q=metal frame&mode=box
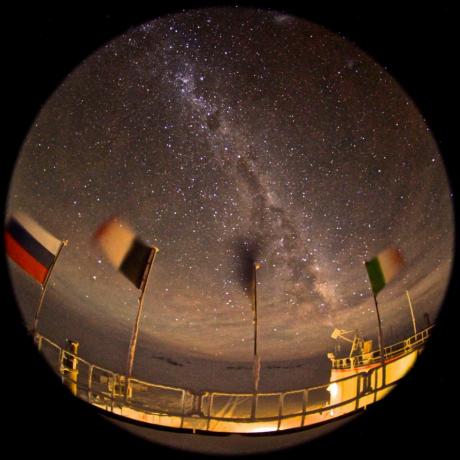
[330,325,433,369]
[34,328,429,435]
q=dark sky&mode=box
[6,7,453,363]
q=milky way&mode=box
[6,8,453,362]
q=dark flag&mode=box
[95,218,154,289]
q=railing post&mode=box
[58,348,64,374]
[374,369,379,403]
[380,364,385,391]
[179,390,186,429]
[251,394,258,420]
[61,341,79,397]
[277,394,283,431]
[111,373,116,412]
[355,374,361,410]
[126,376,132,400]
[88,365,93,403]
[36,334,43,351]
[206,393,214,431]
[301,389,309,427]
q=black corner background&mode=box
[2,2,457,458]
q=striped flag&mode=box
[365,248,405,296]
[5,213,63,285]
[95,218,155,289]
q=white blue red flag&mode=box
[5,213,62,285]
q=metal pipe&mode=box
[32,240,67,336]
[251,262,261,419]
[126,247,159,380]
[406,290,417,335]
[373,294,386,386]
[355,374,360,410]
[277,395,283,431]
[301,390,308,427]
[180,391,186,429]
[88,365,94,403]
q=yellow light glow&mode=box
[249,425,277,433]
[327,382,339,398]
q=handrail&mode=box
[34,329,428,434]
[330,325,433,369]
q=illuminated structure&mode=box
[34,325,432,435]
[327,326,433,417]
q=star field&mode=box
[7,8,453,362]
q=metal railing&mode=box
[34,331,426,434]
[330,326,433,370]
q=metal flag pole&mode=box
[32,239,68,338]
[405,289,417,335]
[372,293,386,385]
[126,246,159,380]
[365,248,404,388]
[251,261,261,419]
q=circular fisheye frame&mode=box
[4,7,454,456]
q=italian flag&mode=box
[365,248,404,296]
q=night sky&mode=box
[6,8,453,364]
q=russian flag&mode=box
[5,213,63,285]
[95,217,156,290]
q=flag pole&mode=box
[126,246,159,380]
[405,290,417,335]
[372,294,385,364]
[32,239,68,338]
[372,293,386,387]
[365,248,404,387]
[251,261,261,419]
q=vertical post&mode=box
[111,373,116,411]
[373,369,378,403]
[180,390,186,429]
[126,247,158,380]
[36,334,43,351]
[373,294,386,385]
[32,240,67,337]
[277,394,283,431]
[208,393,215,430]
[88,365,94,403]
[355,374,361,410]
[405,290,417,335]
[61,340,79,397]
[301,389,308,427]
[251,262,261,419]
